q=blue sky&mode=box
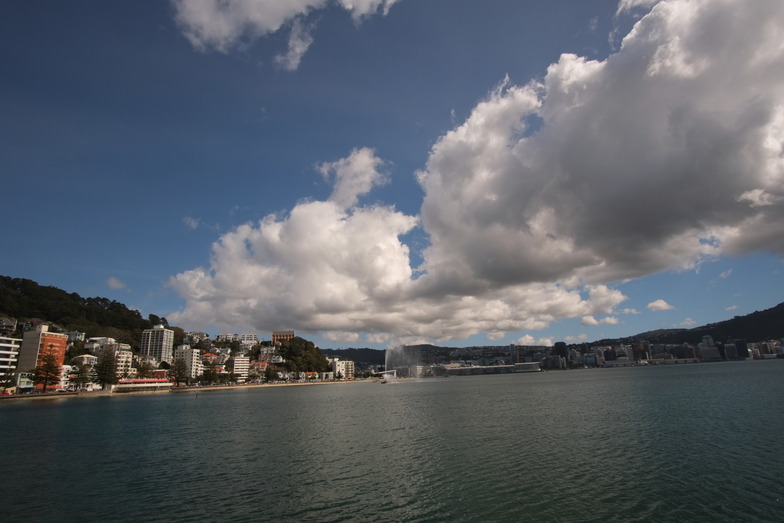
[2,0,783,349]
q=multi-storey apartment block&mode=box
[140,324,174,364]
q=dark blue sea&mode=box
[2,360,783,522]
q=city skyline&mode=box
[2,0,783,349]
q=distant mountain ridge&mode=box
[589,301,784,347]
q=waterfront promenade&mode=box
[0,378,380,402]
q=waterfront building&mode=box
[329,358,355,379]
[115,379,173,393]
[0,336,21,383]
[115,347,134,378]
[84,337,134,377]
[698,336,722,361]
[140,325,174,364]
[233,354,249,382]
[17,325,68,374]
[733,338,749,359]
[632,340,651,361]
[174,345,203,380]
[724,340,738,360]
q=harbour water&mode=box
[2,360,783,522]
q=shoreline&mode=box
[0,378,382,403]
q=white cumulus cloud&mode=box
[319,147,388,209]
[172,0,403,69]
[171,0,784,344]
[581,315,620,326]
[170,147,628,342]
[648,299,674,311]
[417,0,784,292]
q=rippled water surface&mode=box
[3,360,783,522]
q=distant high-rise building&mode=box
[733,339,749,359]
[140,325,174,364]
[17,325,68,374]
[632,340,650,361]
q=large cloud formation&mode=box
[172,0,401,69]
[170,0,784,344]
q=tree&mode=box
[135,359,155,379]
[201,361,217,384]
[276,337,329,373]
[66,339,86,361]
[95,349,118,389]
[71,365,94,391]
[264,365,278,383]
[169,357,189,387]
[170,326,185,348]
[33,352,61,392]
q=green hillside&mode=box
[0,276,172,347]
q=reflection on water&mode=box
[2,361,783,522]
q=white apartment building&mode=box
[329,358,355,380]
[233,354,250,382]
[0,336,21,382]
[141,325,174,363]
[83,337,134,377]
[175,345,203,380]
[239,334,258,350]
[115,348,134,378]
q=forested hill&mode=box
[0,276,171,346]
